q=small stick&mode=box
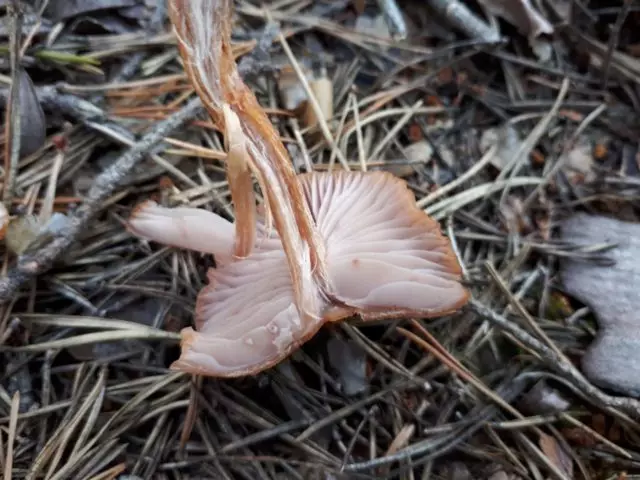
[0,97,204,304]
[469,298,640,422]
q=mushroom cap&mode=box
[171,171,469,377]
[301,170,469,320]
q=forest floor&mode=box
[1,1,640,479]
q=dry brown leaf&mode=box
[539,433,574,479]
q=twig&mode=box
[468,298,640,421]
[0,96,203,304]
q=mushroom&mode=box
[129,169,469,377]
[126,0,470,377]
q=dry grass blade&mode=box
[3,392,19,480]
[1,329,180,353]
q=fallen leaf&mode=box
[539,433,573,479]
[16,67,46,158]
[559,213,640,396]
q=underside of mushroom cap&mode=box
[299,170,470,320]
[170,171,469,377]
[171,220,330,377]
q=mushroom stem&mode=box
[168,0,330,315]
[222,104,256,259]
[126,201,235,265]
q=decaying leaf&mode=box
[539,433,574,479]
[16,67,46,158]
[559,213,640,396]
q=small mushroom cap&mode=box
[299,170,469,320]
[126,201,235,265]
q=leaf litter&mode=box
[0,0,639,479]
